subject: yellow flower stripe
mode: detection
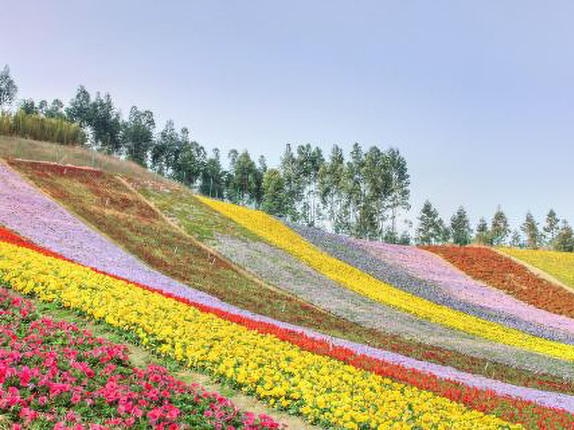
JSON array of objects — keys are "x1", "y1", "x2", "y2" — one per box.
[
  {"x1": 502, "y1": 248, "x2": 574, "y2": 290},
  {"x1": 0, "y1": 242, "x2": 521, "y2": 430},
  {"x1": 196, "y1": 197, "x2": 574, "y2": 361}
]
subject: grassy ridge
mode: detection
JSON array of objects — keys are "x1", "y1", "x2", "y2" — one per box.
[{"x1": 0, "y1": 135, "x2": 171, "y2": 184}]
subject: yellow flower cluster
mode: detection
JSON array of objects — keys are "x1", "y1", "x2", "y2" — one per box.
[
  {"x1": 502, "y1": 248, "x2": 574, "y2": 290},
  {"x1": 0, "y1": 241, "x2": 521, "y2": 430},
  {"x1": 196, "y1": 197, "x2": 574, "y2": 361}
]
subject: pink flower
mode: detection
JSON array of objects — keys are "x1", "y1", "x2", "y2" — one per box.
[{"x1": 148, "y1": 408, "x2": 162, "y2": 421}]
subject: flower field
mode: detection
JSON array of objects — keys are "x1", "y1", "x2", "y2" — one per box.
[
  {"x1": 10, "y1": 160, "x2": 574, "y2": 392},
  {"x1": 356, "y1": 239, "x2": 574, "y2": 340},
  {"x1": 423, "y1": 246, "x2": 574, "y2": 321},
  {"x1": 501, "y1": 248, "x2": 574, "y2": 292},
  {"x1": 195, "y1": 197, "x2": 574, "y2": 361},
  {"x1": 0, "y1": 287, "x2": 280, "y2": 430},
  {"x1": 6, "y1": 159, "x2": 574, "y2": 429},
  {"x1": 4, "y1": 230, "x2": 574, "y2": 430},
  {"x1": 289, "y1": 223, "x2": 574, "y2": 344}
]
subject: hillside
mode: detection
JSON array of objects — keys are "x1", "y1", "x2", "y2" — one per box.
[{"x1": 2, "y1": 137, "x2": 574, "y2": 429}]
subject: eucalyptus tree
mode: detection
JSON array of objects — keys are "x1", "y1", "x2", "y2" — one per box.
[
  {"x1": 450, "y1": 206, "x2": 472, "y2": 246},
  {"x1": 150, "y1": 120, "x2": 178, "y2": 176},
  {"x1": 170, "y1": 128, "x2": 206, "y2": 188},
  {"x1": 362, "y1": 146, "x2": 387, "y2": 239},
  {"x1": 555, "y1": 221, "x2": 574, "y2": 252},
  {"x1": 66, "y1": 86, "x2": 92, "y2": 129},
  {"x1": 121, "y1": 106, "x2": 155, "y2": 167},
  {"x1": 293, "y1": 144, "x2": 324, "y2": 226},
  {"x1": 385, "y1": 148, "x2": 410, "y2": 241},
  {"x1": 91, "y1": 92, "x2": 122, "y2": 154},
  {"x1": 279, "y1": 144, "x2": 303, "y2": 221},
  {"x1": 199, "y1": 148, "x2": 226, "y2": 198},
  {"x1": 261, "y1": 168, "x2": 287, "y2": 216},
  {"x1": 490, "y1": 206, "x2": 510, "y2": 246},
  {"x1": 474, "y1": 217, "x2": 491, "y2": 245},
  {"x1": 318, "y1": 144, "x2": 346, "y2": 231},
  {"x1": 416, "y1": 200, "x2": 445, "y2": 245},
  {"x1": 521, "y1": 211, "x2": 541, "y2": 249},
  {"x1": 0, "y1": 65, "x2": 18, "y2": 108},
  {"x1": 226, "y1": 150, "x2": 261, "y2": 205},
  {"x1": 344, "y1": 143, "x2": 367, "y2": 236},
  {"x1": 543, "y1": 209, "x2": 560, "y2": 249}
]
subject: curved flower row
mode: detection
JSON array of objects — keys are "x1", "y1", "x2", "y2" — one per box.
[
  {"x1": 4, "y1": 226, "x2": 574, "y2": 413},
  {"x1": 196, "y1": 197, "x2": 574, "y2": 362},
  {"x1": 0, "y1": 287, "x2": 280, "y2": 430},
  {"x1": 0, "y1": 241, "x2": 529, "y2": 430},
  {"x1": 3, "y1": 163, "x2": 573, "y2": 392},
  {"x1": 286, "y1": 223, "x2": 574, "y2": 344},
  {"x1": 356, "y1": 239, "x2": 574, "y2": 339},
  {"x1": 423, "y1": 246, "x2": 574, "y2": 322}
]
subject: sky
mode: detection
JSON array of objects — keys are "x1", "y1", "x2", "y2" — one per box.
[{"x1": 2, "y1": 0, "x2": 574, "y2": 231}]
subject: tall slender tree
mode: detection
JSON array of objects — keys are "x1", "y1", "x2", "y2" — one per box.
[
  {"x1": 318, "y1": 144, "x2": 346, "y2": 231},
  {"x1": 88, "y1": 92, "x2": 122, "y2": 153},
  {"x1": 199, "y1": 148, "x2": 226, "y2": 198},
  {"x1": 543, "y1": 209, "x2": 560, "y2": 248},
  {"x1": 521, "y1": 211, "x2": 541, "y2": 249},
  {"x1": 491, "y1": 206, "x2": 510, "y2": 245},
  {"x1": 450, "y1": 206, "x2": 472, "y2": 246},
  {"x1": 0, "y1": 65, "x2": 18, "y2": 108},
  {"x1": 170, "y1": 129, "x2": 206, "y2": 188},
  {"x1": 474, "y1": 217, "x2": 491, "y2": 245},
  {"x1": 385, "y1": 148, "x2": 411, "y2": 241},
  {"x1": 555, "y1": 221, "x2": 574, "y2": 252},
  {"x1": 279, "y1": 144, "x2": 302, "y2": 220},
  {"x1": 150, "y1": 120, "x2": 177, "y2": 175},
  {"x1": 416, "y1": 200, "x2": 444, "y2": 245},
  {"x1": 121, "y1": 106, "x2": 155, "y2": 167},
  {"x1": 226, "y1": 150, "x2": 260, "y2": 205},
  {"x1": 66, "y1": 86, "x2": 92, "y2": 129},
  {"x1": 261, "y1": 168, "x2": 287, "y2": 216}
]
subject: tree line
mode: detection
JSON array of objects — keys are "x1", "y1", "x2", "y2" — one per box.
[
  {"x1": 2, "y1": 64, "x2": 573, "y2": 251},
  {"x1": 0, "y1": 65, "x2": 411, "y2": 241},
  {"x1": 415, "y1": 202, "x2": 574, "y2": 251}
]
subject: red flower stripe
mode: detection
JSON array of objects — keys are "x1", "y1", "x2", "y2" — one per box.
[
  {"x1": 1, "y1": 226, "x2": 573, "y2": 429},
  {"x1": 422, "y1": 246, "x2": 574, "y2": 320}
]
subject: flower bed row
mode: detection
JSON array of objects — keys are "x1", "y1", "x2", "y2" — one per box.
[
  {"x1": 423, "y1": 246, "x2": 574, "y2": 321},
  {"x1": 357, "y1": 240, "x2": 574, "y2": 340},
  {"x1": 0, "y1": 287, "x2": 280, "y2": 430},
  {"x1": 3, "y1": 230, "x2": 574, "y2": 429},
  {"x1": 3, "y1": 225, "x2": 574, "y2": 408},
  {"x1": 287, "y1": 223, "x2": 574, "y2": 344},
  {"x1": 7, "y1": 161, "x2": 574, "y2": 392},
  {"x1": 196, "y1": 197, "x2": 574, "y2": 362}
]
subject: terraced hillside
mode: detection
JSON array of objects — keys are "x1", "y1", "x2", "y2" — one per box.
[{"x1": 2, "y1": 140, "x2": 574, "y2": 429}]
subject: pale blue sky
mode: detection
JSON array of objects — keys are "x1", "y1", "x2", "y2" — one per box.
[{"x1": 2, "y1": 1, "x2": 573, "y2": 230}]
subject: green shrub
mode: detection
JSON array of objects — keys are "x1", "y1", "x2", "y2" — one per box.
[{"x1": 0, "y1": 111, "x2": 86, "y2": 146}]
